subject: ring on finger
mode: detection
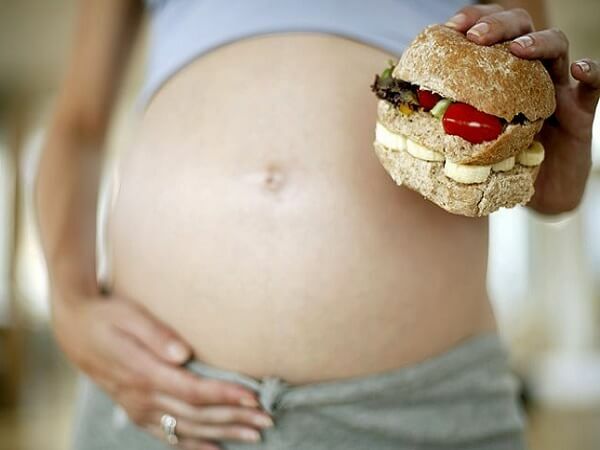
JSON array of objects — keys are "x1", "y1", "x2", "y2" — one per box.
[{"x1": 160, "y1": 413, "x2": 179, "y2": 445}]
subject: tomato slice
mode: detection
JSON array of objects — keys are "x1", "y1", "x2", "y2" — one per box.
[
  {"x1": 417, "y1": 88, "x2": 442, "y2": 111},
  {"x1": 442, "y1": 102, "x2": 503, "y2": 144}
]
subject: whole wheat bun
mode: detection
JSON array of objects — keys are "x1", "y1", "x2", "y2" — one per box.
[
  {"x1": 393, "y1": 24, "x2": 555, "y2": 122},
  {"x1": 374, "y1": 142, "x2": 540, "y2": 217},
  {"x1": 377, "y1": 100, "x2": 543, "y2": 165}
]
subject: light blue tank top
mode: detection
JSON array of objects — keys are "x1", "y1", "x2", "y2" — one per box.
[{"x1": 141, "y1": 0, "x2": 472, "y2": 106}]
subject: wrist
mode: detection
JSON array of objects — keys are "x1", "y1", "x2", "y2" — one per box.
[
  {"x1": 47, "y1": 250, "x2": 99, "y2": 297},
  {"x1": 47, "y1": 262, "x2": 100, "y2": 331}
]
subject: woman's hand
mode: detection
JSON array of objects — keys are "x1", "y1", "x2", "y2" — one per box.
[
  {"x1": 445, "y1": 4, "x2": 600, "y2": 214},
  {"x1": 52, "y1": 295, "x2": 273, "y2": 450}
]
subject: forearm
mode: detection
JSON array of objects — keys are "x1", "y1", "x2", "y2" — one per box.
[
  {"x1": 35, "y1": 115, "x2": 104, "y2": 302},
  {"x1": 35, "y1": 0, "x2": 142, "y2": 304}
]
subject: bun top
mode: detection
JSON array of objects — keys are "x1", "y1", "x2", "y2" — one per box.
[{"x1": 393, "y1": 24, "x2": 556, "y2": 121}]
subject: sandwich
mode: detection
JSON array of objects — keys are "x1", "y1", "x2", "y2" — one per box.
[{"x1": 370, "y1": 24, "x2": 556, "y2": 217}]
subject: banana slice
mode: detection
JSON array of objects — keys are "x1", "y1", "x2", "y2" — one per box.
[
  {"x1": 492, "y1": 156, "x2": 515, "y2": 172},
  {"x1": 375, "y1": 122, "x2": 407, "y2": 151},
  {"x1": 406, "y1": 139, "x2": 445, "y2": 162},
  {"x1": 517, "y1": 141, "x2": 545, "y2": 166},
  {"x1": 444, "y1": 160, "x2": 491, "y2": 184}
]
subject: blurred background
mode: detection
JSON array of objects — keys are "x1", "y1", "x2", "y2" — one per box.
[{"x1": 1, "y1": 0, "x2": 599, "y2": 449}]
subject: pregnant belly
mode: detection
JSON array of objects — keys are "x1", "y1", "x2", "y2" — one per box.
[{"x1": 108, "y1": 34, "x2": 495, "y2": 384}]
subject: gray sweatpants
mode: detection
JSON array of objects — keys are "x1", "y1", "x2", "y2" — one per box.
[{"x1": 72, "y1": 333, "x2": 526, "y2": 450}]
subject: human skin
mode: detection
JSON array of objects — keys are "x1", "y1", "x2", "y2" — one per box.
[{"x1": 35, "y1": 1, "x2": 599, "y2": 448}]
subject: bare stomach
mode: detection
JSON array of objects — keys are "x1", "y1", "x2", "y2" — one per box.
[{"x1": 108, "y1": 33, "x2": 496, "y2": 385}]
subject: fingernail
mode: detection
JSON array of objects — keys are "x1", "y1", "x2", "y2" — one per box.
[
  {"x1": 467, "y1": 22, "x2": 490, "y2": 38},
  {"x1": 254, "y1": 415, "x2": 274, "y2": 428},
  {"x1": 575, "y1": 60, "x2": 591, "y2": 73},
  {"x1": 513, "y1": 35, "x2": 534, "y2": 48},
  {"x1": 166, "y1": 342, "x2": 190, "y2": 362},
  {"x1": 240, "y1": 397, "x2": 259, "y2": 407},
  {"x1": 445, "y1": 13, "x2": 467, "y2": 28},
  {"x1": 241, "y1": 430, "x2": 261, "y2": 442}
]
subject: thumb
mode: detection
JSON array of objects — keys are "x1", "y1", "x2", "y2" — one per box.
[{"x1": 113, "y1": 300, "x2": 192, "y2": 364}]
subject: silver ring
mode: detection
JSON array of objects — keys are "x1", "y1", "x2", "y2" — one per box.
[{"x1": 160, "y1": 413, "x2": 179, "y2": 445}]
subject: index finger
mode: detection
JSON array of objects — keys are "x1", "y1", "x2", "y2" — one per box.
[
  {"x1": 120, "y1": 338, "x2": 260, "y2": 408},
  {"x1": 445, "y1": 4, "x2": 504, "y2": 32},
  {"x1": 151, "y1": 364, "x2": 260, "y2": 408},
  {"x1": 509, "y1": 28, "x2": 571, "y2": 86},
  {"x1": 465, "y1": 9, "x2": 534, "y2": 46}
]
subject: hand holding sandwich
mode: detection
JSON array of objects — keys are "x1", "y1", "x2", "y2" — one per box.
[{"x1": 446, "y1": 4, "x2": 600, "y2": 215}]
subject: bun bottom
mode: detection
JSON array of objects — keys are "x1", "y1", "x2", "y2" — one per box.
[{"x1": 373, "y1": 142, "x2": 540, "y2": 217}]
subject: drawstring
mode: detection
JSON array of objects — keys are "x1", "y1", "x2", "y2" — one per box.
[{"x1": 258, "y1": 376, "x2": 288, "y2": 414}]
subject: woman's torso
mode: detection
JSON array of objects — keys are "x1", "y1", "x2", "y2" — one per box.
[{"x1": 108, "y1": 3, "x2": 494, "y2": 385}]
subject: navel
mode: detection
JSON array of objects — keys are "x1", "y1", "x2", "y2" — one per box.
[
  {"x1": 262, "y1": 164, "x2": 285, "y2": 192},
  {"x1": 242, "y1": 163, "x2": 287, "y2": 193}
]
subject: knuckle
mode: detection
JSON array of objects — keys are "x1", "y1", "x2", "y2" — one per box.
[
  {"x1": 225, "y1": 408, "x2": 246, "y2": 422},
  {"x1": 188, "y1": 393, "x2": 205, "y2": 406},
  {"x1": 512, "y1": 7, "x2": 531, "y2": 21},
  {"x1": 232, "y1": 409, "x2": 257, "y2": 424},
  {"x1": 192, "y1": 381, "x2": 227, "y2": 404},
  {"x1": 486, "y1": 3, "x2": 504, "y2": 13},
  {"x1": 459, "y1": 5, "x2": 482, "y2": 17},
  {"x1": 115, "y1": 391, "x2": 140, "y2": 411},
  {"x1": 171, "y1": 375, "x2": 199, "y2": 398},
  {"x1": 113, "y1": 376, "x2": 130, "y2": 394},
  {"x1": 184, "y1": 385, "x2": 207, "y2": 405},
  {"x1": 125, "y1": 372, "x2": 153, "y2": 391},
  {"x1": 132, "y1": 393, "x2": 155, "y2": 411},
  {"x1": 76, "y1": 357, "x2": 94, "y2": 374},
  {"x1": 480, "y1": 15, "x2": 501, "y2": 27},
  {"x1": 465, "y1": 3, "x2": 503, "y2": 14},
  {"x1": 204, "y1": 406, "x2": 255, "y2": 425},
  {"x1": 550, "y1": 27, "x2": 568, "y2": 43},
  {"x1": 146, "y1": 322, "x2": 170, "y2": 342},
  {"x1": 125, "y1": 409, "x2": 147, "y2": 427},
  {"x1": 525, "y1": 31, "x2": 542, "y2": 46},
  {"x1": 123, "y1": 371, "x2": 144, "y2": 387},
  {"x1": 210, "y1": 407, "x2": 239, "y2": 423},
  {"x1": 130, "y1": 415, "x2": 145, "y2": 427}
]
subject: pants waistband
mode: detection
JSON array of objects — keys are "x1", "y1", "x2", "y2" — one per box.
[{"x1": 185, "y1": 332, "x2": 513, "y2": 415}]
